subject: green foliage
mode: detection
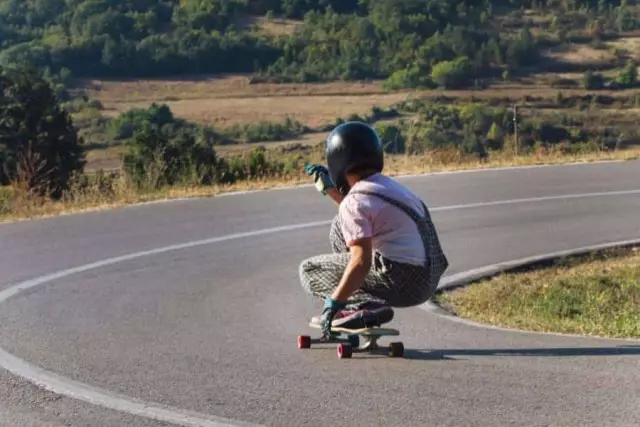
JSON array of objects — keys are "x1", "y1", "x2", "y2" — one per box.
[
  {"x1": 359, "y1": 95, "x2": 628, "y2": 156},
  {"x1": 122, "y1": 122, "x2": 219, "y2": 189},
  {"x1": 382, "y1": 68, "x2": 435, "y2": 91},
  {"x1": 108, "y1": 103, "x2": 176, "y2": 140},
  {"x1": 430, "y1": 57, "x2": 472, "y2": 89},
  {"x1": 107, "y1": 103, "x2": 230, "y2": 149},
  {"x1": 217, "y1": 146, "x2": 289, "y2": 183},
  {"x1": 0, "y1": 64, "x2": 85, "y2": 197},
  {"x1": 0, "y1": 0, "x2": 570, "y2": 85},
  {"x1": 263, "y1": 3, "x2": 544, "y2": 87},
  {"x1": 486, "y1": 122, "x2": 505, "y2": 150},
  {"x1": 374, "y1": 123, "x2": 405, "y2": 154},
  {"x1": 226, "y1": 117, "x2": 307, "y2": 142},
  {"x1": 615, "y1": 60, "x2": 638, "y2": 88}
]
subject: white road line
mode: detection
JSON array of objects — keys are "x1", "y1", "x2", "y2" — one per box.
[
  {"x1": 0, "y1": 187, "x2": 639, "y2": 426},
  {"x1": 433, "y1": 189, "x2": 640, "y2": 211}
]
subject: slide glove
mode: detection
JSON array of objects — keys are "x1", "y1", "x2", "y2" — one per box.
[
  {"x1": 304, "y1": 163, "x2": 335, "y2": 195},
  {"x1": 320, "y1": 297, "x2": 347, "y2": 337}
]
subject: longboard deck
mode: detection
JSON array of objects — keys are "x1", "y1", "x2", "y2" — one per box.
[{"x1": 308, "y1": 322, "x2": 399, "y2": 336}]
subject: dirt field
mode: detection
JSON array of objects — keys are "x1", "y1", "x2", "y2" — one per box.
[
  {"x1": 544, "y1": 43, "x2": 617, "y2": 65},
  {"x1": 99, "y1": 93, "x2": 415, "y2": 127},
  {"x1": 81, "y1": 75, "x2": 392, "y2": 103},
  {"x1": 607, "y1": 37, "x2": 640, "y2": 60},
  {"x1": 85, "y1": 75, "x2": 640, "y2": 128}
]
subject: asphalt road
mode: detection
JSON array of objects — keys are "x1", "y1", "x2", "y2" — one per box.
[{"x1": 0, "y1": 161, "x2": 639, "y2": 427}]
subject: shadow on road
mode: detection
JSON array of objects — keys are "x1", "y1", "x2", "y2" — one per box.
[{"x1": 404, "y1": 345, "x2": 640, "y2": 360}]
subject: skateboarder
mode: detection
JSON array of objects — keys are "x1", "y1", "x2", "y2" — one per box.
[{"x1": 300, "y1": 121, "x2": 449, "y2": 336}]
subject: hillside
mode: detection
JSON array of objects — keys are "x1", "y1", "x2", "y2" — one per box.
[
  {"x1": 5, "y1": 0, "x2": 635, "y2": 82},
  {"x1": 2, "y1": 0, "x2": 640, "y2": 198}
]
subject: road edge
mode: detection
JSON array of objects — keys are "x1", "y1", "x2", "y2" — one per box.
[
  {"x1": 0, "y1": 159, "x2": 630, "y2": 226},
  {"x1": 421, "y1": 238, "x2": 640, "y2": 342}
]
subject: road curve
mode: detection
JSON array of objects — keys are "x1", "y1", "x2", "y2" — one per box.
[{"x1": 0, "y1": 161, "x2": 639, "y2": 427}]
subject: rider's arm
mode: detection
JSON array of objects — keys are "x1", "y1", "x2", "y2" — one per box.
[
  {"x1": 326, "y1": 187, "x2": 345, "y2": 206},
  {"x1": 331, "y1": 237, "x2": 372, "y2": 302},
  {"x1": 331, "y1": 195, "x2": 373, "y2": 301}
]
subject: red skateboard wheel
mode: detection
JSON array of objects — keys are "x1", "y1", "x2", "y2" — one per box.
[
  {"x1": 297, "y1": 335, "x2": 311, "y2": 349},
  {"x1": 337, "y1": 343, "x2": 352, "y2": 358}
]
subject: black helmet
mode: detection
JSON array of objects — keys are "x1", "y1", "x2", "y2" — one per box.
[{"x1": 326, "y1": 121, "x2": 384, "y2": 195}]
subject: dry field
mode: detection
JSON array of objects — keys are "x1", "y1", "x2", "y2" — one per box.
[
  {"x1": 84, "y1": 76, "x2": 640, "y2": 128},
  {"x1": 85, "y1": 145, "x2": 124, "y2": 172},
  {"x1": 82, "y1": 75, "x2": 392, "y2": 103},
  {"x1": 606, "y1": 36, "x2": 640, "y2": 60},
  {"x1": 243, "y1": 16, "x2": 301, "y2": 36},
  {"x1": 99, "y1": 92, "x2": 414, "y2": 128},
  {"x1": 544, "y1": 43, "x2": 618, "y2": 65}
]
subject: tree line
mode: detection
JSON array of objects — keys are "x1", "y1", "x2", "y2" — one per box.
[{"x1": 1, "y1": 0, "x2": 635, "y2": 87}]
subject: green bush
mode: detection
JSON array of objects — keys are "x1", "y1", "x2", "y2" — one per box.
[
  {"x1": 226, "y1": 117, "x2": 307, "y2": 142},
  {"x1": 430, "y1": 57, "x2": 473, "y2": 89},
  {"x1": 122, "y1": 123, "x2": 219, "y2": 189},
  {"x1": 615, "y1": 60, "x2": 638, "y2": 88},
  {"x1": 108, "y1": 103, "x2": 175, "y2": 140}
]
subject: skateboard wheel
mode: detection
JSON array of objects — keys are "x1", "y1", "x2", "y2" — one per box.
[
  {"x1": 389, "y1": 342, "x2": 404, "y2": 358},
  {"x1": 337, "y1": 343, "x2": 352, "y2": 359},
  {"x1": 347, "y1": 335, "x2": 360, "y2": 348},
  {"x1": 297, "y1": 335, "x2": 311, "y2": 349}
]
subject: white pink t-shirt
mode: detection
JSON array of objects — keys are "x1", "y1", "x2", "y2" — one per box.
[{"x1": 338, "y1": 173, "x2": 426, "y2": 266}]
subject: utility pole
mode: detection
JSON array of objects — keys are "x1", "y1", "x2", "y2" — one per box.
[{"x1": 512, "y1": 104, "x2": 519, "y2": 156}]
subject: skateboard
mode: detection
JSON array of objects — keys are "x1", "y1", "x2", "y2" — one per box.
[{"x1": 297, "y1": 322, "x2": 404, "y2": 359}]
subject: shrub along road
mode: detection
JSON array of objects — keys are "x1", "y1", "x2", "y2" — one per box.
[{"x1": 0, "y1": 161, "x2": 639, "y2": 426}]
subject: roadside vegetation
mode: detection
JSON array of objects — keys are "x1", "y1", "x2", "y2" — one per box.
[
  {"x1": 1, "y1": 0, "x2": 640, "y2": 221},
  {"x1": 437, "y1": 247, "x2": 640, "y2": 339}
]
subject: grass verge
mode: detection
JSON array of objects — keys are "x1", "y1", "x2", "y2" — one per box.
[
  {"x1": 437, "y1": 247, "x2": 640, "y2": 339},
  {"x1": 1, "y1": 147, "x2": 639, "y2": 224}
]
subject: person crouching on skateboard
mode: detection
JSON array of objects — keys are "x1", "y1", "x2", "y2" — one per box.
[{"x1": 300, "y1": 121, "x2": 449, "y2": 337}]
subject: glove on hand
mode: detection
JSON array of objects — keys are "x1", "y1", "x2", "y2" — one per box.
[
  {"x1": 320, "y1": 296, "x2": 347, "y2": 336},
  {"x1": 304, "y1": 163, "x2": 335, "y2": 195}
]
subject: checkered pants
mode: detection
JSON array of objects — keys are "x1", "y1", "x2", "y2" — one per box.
[{"x1": 299, "y1": 209, "x2": 447, "y2": 311}]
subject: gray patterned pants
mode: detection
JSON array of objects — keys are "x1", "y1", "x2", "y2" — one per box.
[{"x1": 299, "y1": 215, "x2": 440, "y2": 311}]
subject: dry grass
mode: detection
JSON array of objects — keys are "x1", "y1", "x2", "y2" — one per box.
[
  {"x1": 439, "y1": 247, "x2": 640, "y2": 338},
  {"x1": 544, "y1": 43, "x2": 617, "y2": 65},
  {"x1": 82, "y1": 133, "x2": 327, "y2": 172},
  {"x1": 103, "y1": 93, "x2": 413, "y2": 128},
  {"x1": 87, "y1": 78, "x2": 640, "y2": 127},
  {"x1": 215, "y1": 132, "x2": 325, "y2": 155},
  {"x1": 85, "y1": 145, "x2": 123, "y2": 172},
  {"x1": 3, "y1": 147, "x2": 639, "y2": 224},
  {"x1": 81, "y1": 76, "x2": 392, "y2": 103},
  {"x1": 607, "y1": 37, "x2": 640, "y2": 60},
  {"x1": 248, "y1": 16, "x2": 301, "y2": 36}
]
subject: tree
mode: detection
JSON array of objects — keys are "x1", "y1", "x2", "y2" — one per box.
[
  {"x1": 486, "y1": 122, "x2": 504, "y2": 149},
  {"x1": 0, "y1": 64, "x2": 85, "y2": 197},
  {"x1": 430, "y1": 56, "x2": 472, "y2": 89},
  {"x1": 615, "y1": 60, "x2": 637, "y2": 88},
  {"x1": 122, "y1": 121, "x2": 219, "y2": 189},
  {"x1": 374, "y1": 123, "x2": 405, "y2": 153}
]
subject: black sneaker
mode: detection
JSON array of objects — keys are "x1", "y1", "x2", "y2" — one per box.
[{"x1": 332, "y1": 304, "x2": 394, "y2": 330}]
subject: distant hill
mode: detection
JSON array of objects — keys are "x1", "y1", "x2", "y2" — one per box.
[{"x1": 4, "y1": 0, "x2": 637, "y2": 88}]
